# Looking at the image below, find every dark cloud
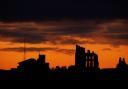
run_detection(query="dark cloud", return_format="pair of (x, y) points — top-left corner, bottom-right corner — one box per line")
(0, 21), (100, 44)
(98, 20), (128, 46)
(1, 0), (128, 21)
(49, 37), (96, 45)
(0, 47), (75, 55)
(0, 28), (48, 43)
(104, 34), (128, 40)
(104, 20), (128, 34)
(0, 20), (128, 46)
(46, 26), (98, 36)
(0, 47), (56, 52)
(101, 48), (112, 51)
(53, 49), (75, 55)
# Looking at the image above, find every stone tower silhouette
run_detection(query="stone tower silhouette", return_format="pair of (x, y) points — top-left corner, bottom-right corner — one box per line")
(75, 45), (99, 70)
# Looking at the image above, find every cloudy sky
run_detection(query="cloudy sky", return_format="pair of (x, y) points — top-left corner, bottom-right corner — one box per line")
(0, 0), (128, 69)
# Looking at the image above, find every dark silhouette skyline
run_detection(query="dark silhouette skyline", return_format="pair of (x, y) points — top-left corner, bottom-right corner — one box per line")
(0, 0), (128, 82)
(0, 45), (128, 81)
(75, 45), (99, 71)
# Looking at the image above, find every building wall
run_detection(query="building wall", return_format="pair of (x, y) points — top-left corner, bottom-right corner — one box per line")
(75, 45), (99, 70)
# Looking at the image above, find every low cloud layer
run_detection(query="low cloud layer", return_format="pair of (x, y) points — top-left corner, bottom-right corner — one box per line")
(0, 47), (75, 55)
(0, 19), (128, 47)
(101, 48), (112, 51)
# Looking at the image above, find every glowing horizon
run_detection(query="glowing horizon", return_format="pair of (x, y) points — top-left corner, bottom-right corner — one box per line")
(0, 19), (128, 70)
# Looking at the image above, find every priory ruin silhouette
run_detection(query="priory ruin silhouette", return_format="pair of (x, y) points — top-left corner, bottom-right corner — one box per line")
(0, 45), (128, 81)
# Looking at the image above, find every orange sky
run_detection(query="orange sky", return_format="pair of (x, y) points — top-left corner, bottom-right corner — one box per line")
(0, 20), (128, 70)
(0, 43), (128, 70)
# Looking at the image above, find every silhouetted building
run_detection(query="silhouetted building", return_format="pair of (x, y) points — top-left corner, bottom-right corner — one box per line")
(85, 51), (99, 70)
(75, 45), (99, 71)
(116, 57), (128, 71)
(75, 45), (86, 69)
(17, 54), (49, 78)
(2, 45), (128, 81)
(37, 54), (49, 71)
(17, 58), (37, 72)
(37, 55), (45, 64)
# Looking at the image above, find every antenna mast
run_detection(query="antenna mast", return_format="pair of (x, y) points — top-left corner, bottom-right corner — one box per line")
(23, 37), (26, 60)
(39, 50), (40, 55)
